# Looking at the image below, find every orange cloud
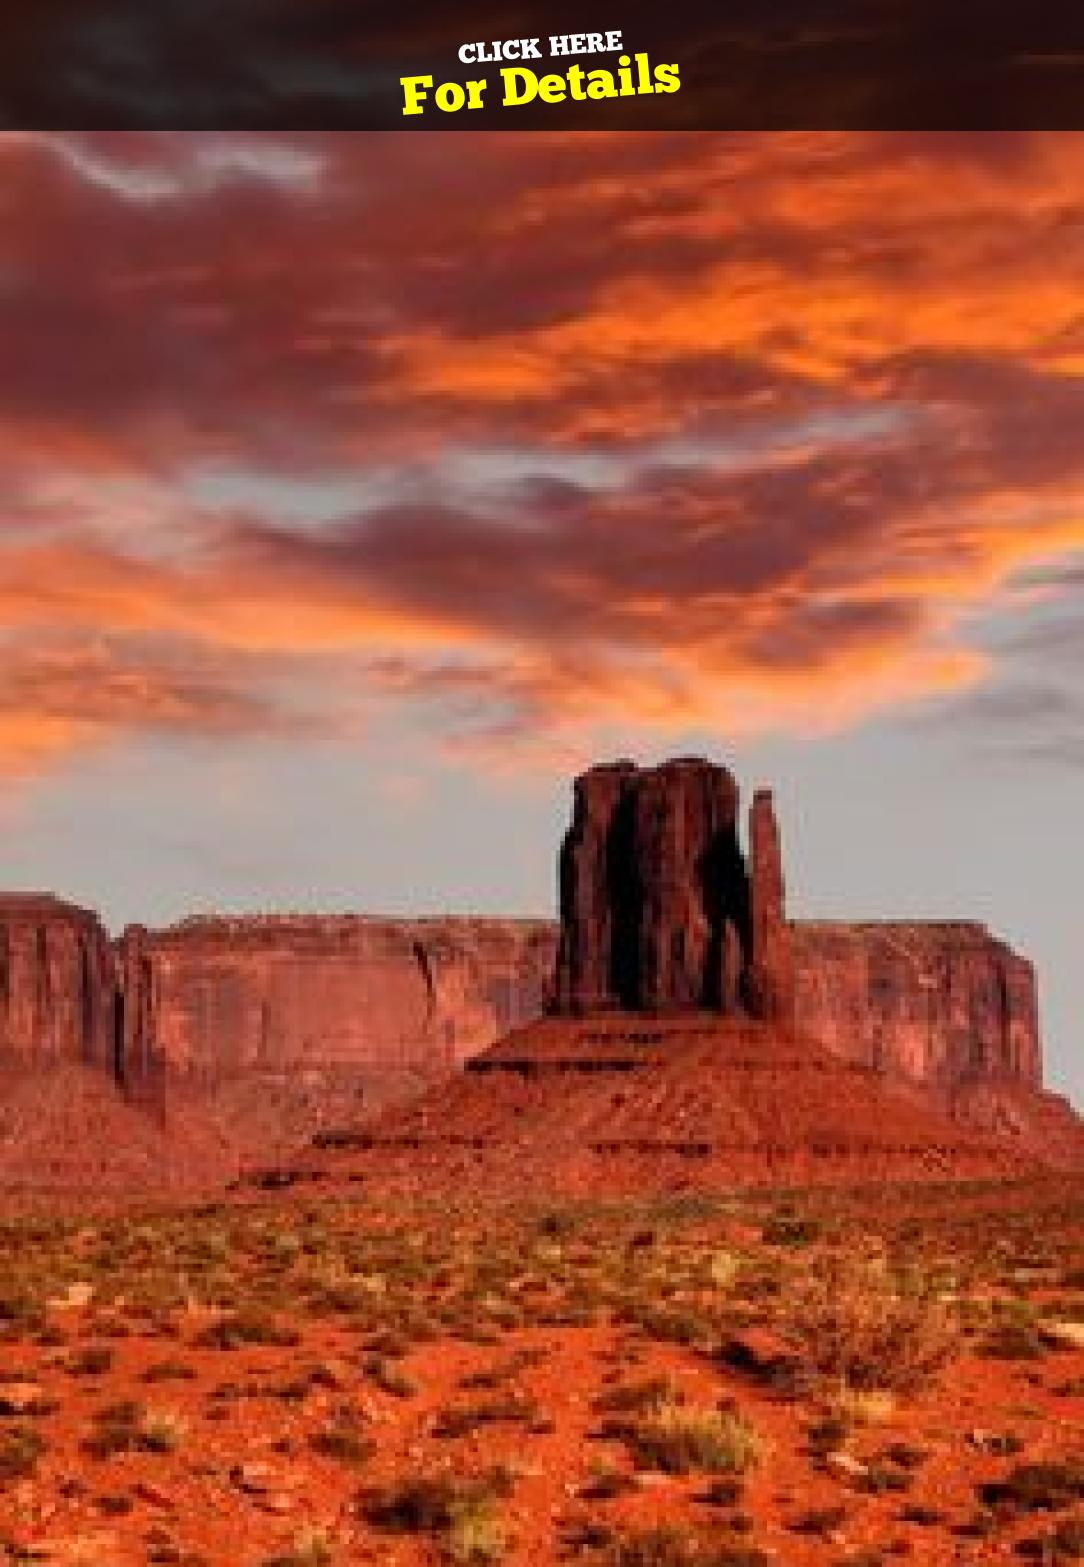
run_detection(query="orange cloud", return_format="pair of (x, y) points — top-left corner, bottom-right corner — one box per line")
(0, 131), (1082, 777)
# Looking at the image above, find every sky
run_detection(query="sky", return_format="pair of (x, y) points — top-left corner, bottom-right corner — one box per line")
(0, 130), (1081, 1104)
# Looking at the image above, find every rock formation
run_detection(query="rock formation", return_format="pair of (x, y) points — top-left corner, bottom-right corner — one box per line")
(0, 895), (117, 1075)
(555, 758), (792, 1021)
(297, 755), (1076, 1195)
(791, 921), (1041, 1094)
(747, 790), (795, 1026)
(116, 923), (160, 1099)
(0, 897), (1051, 1125)
(0, 753), (1076, 1186)
(302, 1012), (1034, 1198)
(555, 761), (637, 1013)
(119, 915), (554, 1099)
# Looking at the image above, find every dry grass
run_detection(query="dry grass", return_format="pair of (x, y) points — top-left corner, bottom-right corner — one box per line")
(783, 1249), (961, 1392)
(600, 1390), (764, 1477)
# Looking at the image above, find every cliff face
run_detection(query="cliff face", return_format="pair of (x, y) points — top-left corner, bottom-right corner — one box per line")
(119, 916), (555, 1098)
(0, 902), (1044, 1110)
(791, 921), (1041, 1097)
(0, 895), (117, 1075)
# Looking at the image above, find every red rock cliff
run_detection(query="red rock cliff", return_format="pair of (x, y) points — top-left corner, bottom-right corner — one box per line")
(791, 921), (1041, 1096)
(555, 758), (792, 1021)
(118, 915), (555, 1097)
(114, 913), (1042, 1107)
(747, 789), (795, 1027)
(0, 895), (117, 1075)
(0, 832), (1050, 1142)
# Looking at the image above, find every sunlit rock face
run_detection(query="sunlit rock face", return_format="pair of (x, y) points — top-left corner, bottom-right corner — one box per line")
(790, 921), (1042, 1095)
(118, 916), (555, 1100)
(554, 757), (793, 1022)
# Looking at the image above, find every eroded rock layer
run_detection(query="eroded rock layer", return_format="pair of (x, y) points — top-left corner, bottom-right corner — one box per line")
(0, 739), (1073, 1187)
(295, 1014), (1033, 1198)
(0, 904), (1049, 1107)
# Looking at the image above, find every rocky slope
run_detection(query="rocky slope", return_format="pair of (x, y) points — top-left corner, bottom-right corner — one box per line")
(291, 1014), (1033, 1198)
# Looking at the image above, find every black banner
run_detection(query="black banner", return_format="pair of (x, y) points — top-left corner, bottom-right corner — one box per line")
(4, 0), (1084, 129)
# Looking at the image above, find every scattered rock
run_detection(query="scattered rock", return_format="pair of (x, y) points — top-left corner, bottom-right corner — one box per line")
(230, 1462), (276, 1495)
(827, 1451), (869, 1482)
(48, 1281), (94, 1311)
(0, 1383), (49, 1415)
(1040, 1320), (1084, 1351)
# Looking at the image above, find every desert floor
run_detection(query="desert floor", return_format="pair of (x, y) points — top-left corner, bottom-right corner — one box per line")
(0, 1180), (1081, 1566)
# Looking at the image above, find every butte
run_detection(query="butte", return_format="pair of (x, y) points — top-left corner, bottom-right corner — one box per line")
(299, 758), (1063, 1198)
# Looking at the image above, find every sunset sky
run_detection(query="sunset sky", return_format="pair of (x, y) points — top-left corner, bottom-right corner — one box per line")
(0, 131), (1081, 1102)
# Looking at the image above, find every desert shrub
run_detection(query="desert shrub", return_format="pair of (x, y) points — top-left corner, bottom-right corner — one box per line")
(979, 1460), (1084, 1515)
(696, 1478), (744, 1507)
(262, 1526), (336, 1567)
(981, 1302), (1048, 1361)
(195, 1307), (300, 1350)
(595, 1376), (679, 1416)
(0, 1289), (45, 1338)
(83, 1400), (145, 1458)
(139, 1406), (189, 1453)
(83, 1400), (187, 1458)
(621, 1301), (717, 1347)
(363, 1329), (411, 1358)
(433, 1394), (538, 1439)
(142, 1358), (197, 1383)
(536, 1210), (579, 1241)
(363, 1353), (418, 1398)
(0, 1383), (56, 1418)
(0, 1424), (45, 1481)
(67, 1343), (115, 1376)
(851, 1459), (912, 1496)
(360, 1468), (513, 1549)
(822, 1385), (897, 1430)
(309, 1421), (376, 1467)
(362, 1474), (465, 1533)
(578, 1460), (637, 1500)
(445, 1493), (507, 1564)
(762, 1212), (821, 1248)
(1015, 1513), (1084, 1561)
(706, 1251), (743, 1289)
(604, 1524), (768, 1567)
(605, 1397), (763, 1477)
(787, 1504), (850, 1537)
(783, 1250), (960, 1392)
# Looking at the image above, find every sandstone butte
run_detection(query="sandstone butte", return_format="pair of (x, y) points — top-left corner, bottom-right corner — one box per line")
(0, 757), (1080, 1191)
